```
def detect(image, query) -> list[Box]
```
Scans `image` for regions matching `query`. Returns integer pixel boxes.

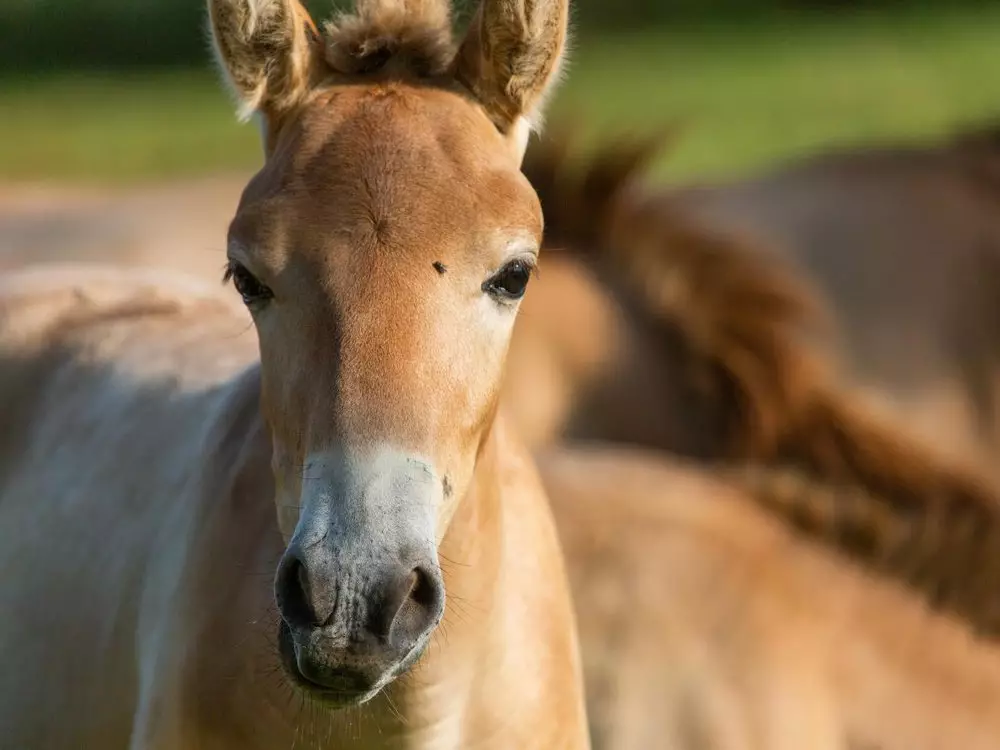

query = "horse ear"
[208,0,322,124]
[454,0,570,140]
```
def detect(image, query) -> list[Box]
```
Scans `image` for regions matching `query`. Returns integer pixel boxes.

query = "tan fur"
[541,447,1000,750]
[212,0,567,136]
[0,266,587,749]
[519,132,1000,637]
[0,0,590,746]
[6,267,996,747]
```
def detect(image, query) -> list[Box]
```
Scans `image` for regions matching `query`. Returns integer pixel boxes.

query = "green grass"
[5,6,1000,184]
[0,71,259,183]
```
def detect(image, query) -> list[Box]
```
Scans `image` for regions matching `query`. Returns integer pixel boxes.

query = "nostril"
[276,554,320,628]
[297,563,311,600]
[408,565,440,610]
[379,564,445,650]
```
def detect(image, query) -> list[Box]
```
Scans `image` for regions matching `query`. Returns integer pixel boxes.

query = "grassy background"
[4,5,1000,184]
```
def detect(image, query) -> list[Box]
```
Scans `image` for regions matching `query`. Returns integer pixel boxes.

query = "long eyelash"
[221,262,235,286]
[514,257,538,280]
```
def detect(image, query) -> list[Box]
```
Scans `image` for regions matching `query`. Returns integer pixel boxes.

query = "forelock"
[322,0,456,77]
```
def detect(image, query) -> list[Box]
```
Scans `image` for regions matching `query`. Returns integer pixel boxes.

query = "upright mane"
[323,0,456,76]
[523,130,1000,636]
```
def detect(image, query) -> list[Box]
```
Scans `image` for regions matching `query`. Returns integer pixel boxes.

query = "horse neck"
[379,412,588,746]
[411,412,588,747]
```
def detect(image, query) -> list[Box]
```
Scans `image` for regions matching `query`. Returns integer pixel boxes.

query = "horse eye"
[483,259,534,301]
[223,261,273,308]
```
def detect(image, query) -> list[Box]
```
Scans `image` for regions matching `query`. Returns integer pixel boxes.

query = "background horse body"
[506,131,1000,745]
[540,447,1000,750]
[0,269,276,748]
[671,128,1000,474]
[510,126,1000,481]
[516,133,1000,629]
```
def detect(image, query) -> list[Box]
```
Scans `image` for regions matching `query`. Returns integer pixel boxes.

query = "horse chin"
[276,621,384,708]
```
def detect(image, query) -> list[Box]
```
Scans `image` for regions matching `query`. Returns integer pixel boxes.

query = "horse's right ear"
[208,0,322,124]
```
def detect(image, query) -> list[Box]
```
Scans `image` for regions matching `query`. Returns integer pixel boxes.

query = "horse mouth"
[276,621,383,707]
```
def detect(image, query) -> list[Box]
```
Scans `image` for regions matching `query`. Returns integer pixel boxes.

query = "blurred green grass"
[4,6,1000,184]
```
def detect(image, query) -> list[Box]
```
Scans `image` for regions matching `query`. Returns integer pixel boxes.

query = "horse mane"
[523,129,1000,636]
[523,129,828,459]
[732,461,1000,637]
[323,0,456,77]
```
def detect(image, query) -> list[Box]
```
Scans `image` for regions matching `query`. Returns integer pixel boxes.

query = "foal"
[0,0,589,747]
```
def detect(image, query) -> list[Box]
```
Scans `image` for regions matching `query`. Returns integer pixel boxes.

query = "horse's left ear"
[208,0,322,126]
[454,0,570,151]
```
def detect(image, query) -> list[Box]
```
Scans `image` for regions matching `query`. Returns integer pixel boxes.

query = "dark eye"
[483,258,534,301]
[223,261,273,308]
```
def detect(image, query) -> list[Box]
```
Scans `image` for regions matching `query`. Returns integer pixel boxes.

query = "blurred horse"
[510,129,1000,747]
[512,134,1000,638]
[511,125,1000,478]
[542,446,1000,750]
[674,125,1000,463]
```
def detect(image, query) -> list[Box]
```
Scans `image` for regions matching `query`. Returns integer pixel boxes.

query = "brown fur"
[944,120,1000,187]
[523,131,829,459]
[671,121,1000,472]
[522,131,1000,637]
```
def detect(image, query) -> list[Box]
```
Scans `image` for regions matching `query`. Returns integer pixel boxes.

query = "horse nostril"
[276,553,321,628]
[381,564,445,651]
[408,565,440,610]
